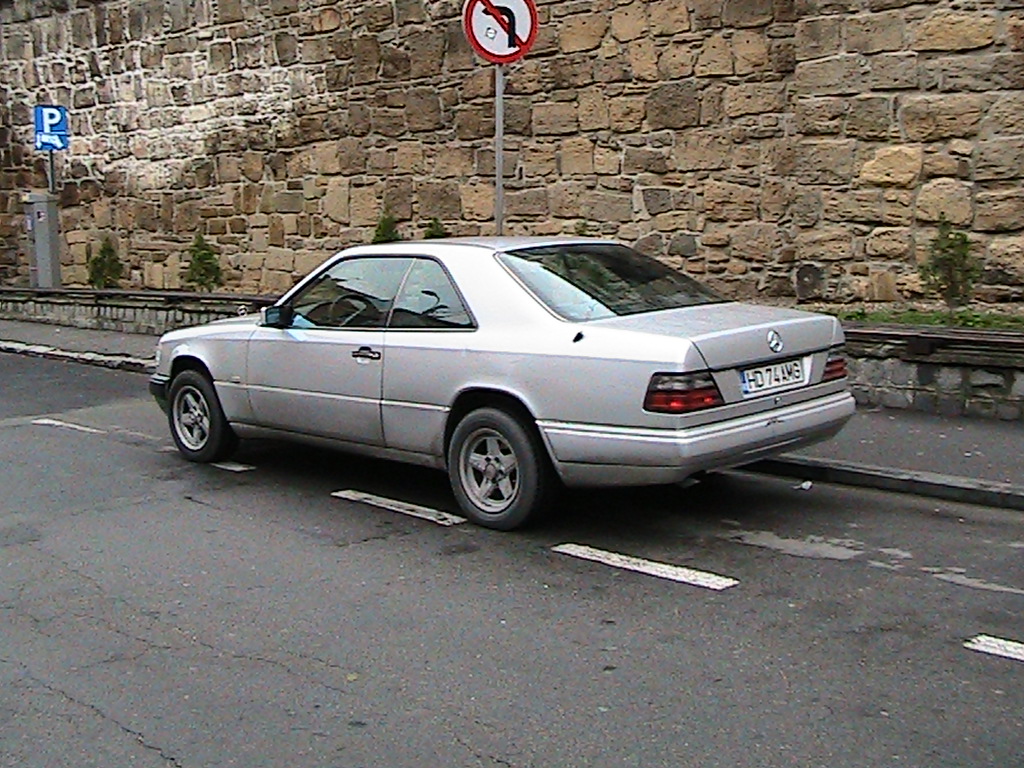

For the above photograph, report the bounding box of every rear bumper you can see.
[539,392,856,487]
[149,373,170,413]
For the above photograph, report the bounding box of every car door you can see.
[246,256,412,445]
[382,257,477,457]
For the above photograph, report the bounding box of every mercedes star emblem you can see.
[767,329,784,353]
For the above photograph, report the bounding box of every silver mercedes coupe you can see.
[150,237,854,529]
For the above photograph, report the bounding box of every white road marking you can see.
[552,543,739,591]
[964,634,1024,663]
[32,418,106,435]
[331,490,467,526]
[212,461,256,473]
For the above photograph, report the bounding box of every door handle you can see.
[352,346,382,361]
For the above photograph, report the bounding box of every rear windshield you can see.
[497,243,724,322]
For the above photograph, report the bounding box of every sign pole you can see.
[48,150,56,194]
[495,64,505,236]
[463,0,537,237]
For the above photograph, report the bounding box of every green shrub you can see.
[372,212,401,243]
[422,218,450,239]
[88,236,122,289]
[185,233,223,291]
[919,216,981,316]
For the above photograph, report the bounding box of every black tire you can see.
[168,369,238,463]
[447,407,551,531]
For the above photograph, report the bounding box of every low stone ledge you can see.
[844,324,1024,420]
[0,287,274,335]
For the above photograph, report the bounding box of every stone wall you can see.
[1,0,1023,302]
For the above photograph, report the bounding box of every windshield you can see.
[497,243,724,321]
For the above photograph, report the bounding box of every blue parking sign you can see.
[34,105,70,151]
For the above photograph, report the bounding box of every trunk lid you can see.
[592,302,840,369]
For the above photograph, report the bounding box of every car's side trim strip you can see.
[243,383,378,406]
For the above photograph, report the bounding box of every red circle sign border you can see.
[462,0,539,65]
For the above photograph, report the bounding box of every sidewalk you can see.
[2,318,1022,511]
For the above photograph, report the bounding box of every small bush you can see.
[422,218,450,239]
[88,236,122,289]
[372,212,401,243]
[919,216,981,316]
[185,233,223,291]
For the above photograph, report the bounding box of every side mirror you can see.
[262,305,294,328]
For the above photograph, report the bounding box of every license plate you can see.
[740,357,808,396]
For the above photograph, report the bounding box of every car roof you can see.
[339,235,623,257]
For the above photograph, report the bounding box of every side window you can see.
[289,257,412,329]
[389,259,474,330]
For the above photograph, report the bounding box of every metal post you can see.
[495,64,505,236]
[48,150,56,194]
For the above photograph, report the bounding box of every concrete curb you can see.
[0,340,154,374]
[747,455,1024,513]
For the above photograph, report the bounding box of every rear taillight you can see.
[644,372,724,414]
[823,347,848,382]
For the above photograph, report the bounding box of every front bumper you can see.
[149,373,170,413]
[539,391,856,487]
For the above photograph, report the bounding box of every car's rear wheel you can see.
[168,370,237,463]
[448,407,550,530]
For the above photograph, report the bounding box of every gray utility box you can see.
[24,192,62,288]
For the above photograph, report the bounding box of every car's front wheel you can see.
[447,407,551,530]
[168,369,237,463]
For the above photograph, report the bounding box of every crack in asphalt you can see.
[21,665,183,767]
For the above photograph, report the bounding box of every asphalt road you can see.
[1,354,1022,767]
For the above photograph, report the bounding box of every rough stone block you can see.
[847,11,905,53]
[559,15,608,53]
[734,30,770,75]
[533,102,578,135]
[974,190,1024,232]
[559,137,594,175]
[793,55,867,95]
[900,95,986,141]
[723,0,773,27]
[724,83,786,117]
[704,181,759,221]
[915,178,972,225]
[974,138,1024,181]
[986,93,1024,135]
[795,17,843,61]
[417,181,462,219]
[586,190,633,222]
[649,0,691,35]
[913,11,997,51]
[646,83,699,130]
[794,139,857,185]
[695,33,733,76]
[658,42,696,79]
[859,145,923,187]
[869,52,918,90]
[865,227,913,258]
[609,97,646,132]
[795,225,853,261]
[611,3,647,41]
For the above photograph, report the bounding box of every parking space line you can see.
[212,461,256,472]
[32,418,106,435]
[964,634,1024,663]
[552,543,739,591]
[331,490,467,526]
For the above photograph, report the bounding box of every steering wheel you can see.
[328,294,372,326]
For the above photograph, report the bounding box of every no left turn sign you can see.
[463,0,538,65]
